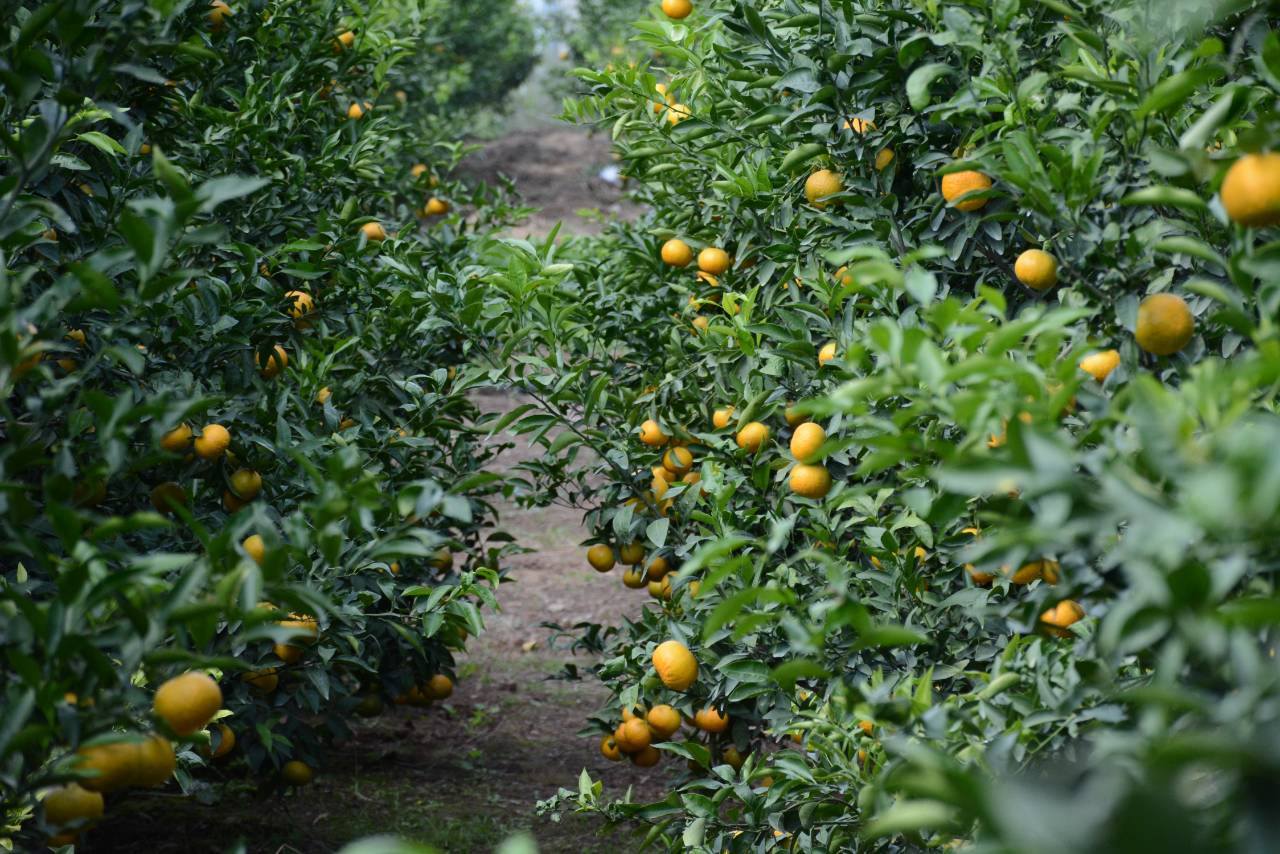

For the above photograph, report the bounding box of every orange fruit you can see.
[646,704,681,739]
[692,316,709,332]
[209,0,231,29]
[229,469,262,500]
[242,668,279,694]
[615,718,652,753]
[631,745,661,767]
[281,760,313,786]
[661,0,692,18]
[666,103,691,125]
[1135,293,1194,356]
[844,117,875,133]
[622,566,647,588]
[784,405,807,427]
[1039,600,1086,637]
[639,418,669,446]
[941,170,992,211]
[410,163,428,178]
[804,169,844,208]
[1220,152,1280,227]
[194,423,231,459]
[646,555,671,581]
[735,421,770,453]
[789,422,825,462]
[1079,349,1120,382]
[663,446,693,475]
[153,672,222,735]
[284,290,314,319]
[360,221,386,242]
[134,734,176,788]
[648,575,672,599]
[43,783,105,831]
[789,463,832,499]
[587,544,615,572]
[722,745,744,770]
[818,342,837,365]
[315,386,332,405]
[207,723,236,760]
[333,30,355,52]
[256,344,288,379]
[600,735,623,761]
[652,640,697,691]
[694,707,728,733]
[149,482,187,515]
[619,542,646,565]
[424,197,450,216]
[698,247,730,275]
[712,406,734,429]
[160,423,193,453]
[1014,249,1058,291]
[661,238,693,267]
[875,148,895,171]
[424,674,454,700]
[75,739,142,793]
[242,534,266,565]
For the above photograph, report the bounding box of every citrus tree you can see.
[0,0,534,847]
[477,0,1280,850]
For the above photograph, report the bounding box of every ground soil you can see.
[90,387,663,854]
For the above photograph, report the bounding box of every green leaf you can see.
[906,63,953,111]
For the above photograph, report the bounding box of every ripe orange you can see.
[646,555,671,581]
[1011,559,1060,585]
[844,117,875,133]
[661,0,693,19]
[818,342,837,365]
[804,169,844,208]
[207,723,236,760]
[1135,293,1194,356]
[940,170,992,211]
[698,247,731,275]
[648,575,672,599]
[587,544,615,572]
[242,668,279,694]
[75,739,142,792]
[410,163,428,178]
[153,672,222,735]
[424,674,454,700]
[622,566,647,588]
[43,783,105,830]
[621,703,647,722]
[424,197,450,216]
[735,421,770,453]
[712,406,734,429]
[149,482,187,515]
[789,422,825,462]
[281,760,314,786]
[875,148,895,171]
[661,238,693,267]
[722,745,744,770]
[789,464,832,499]
[346,102,365,120]
[209,0,231,29]
[315,386,332,405]
[615,718,652,753]
[284,290,314,319]
[663,446,693,475]
[619,542,646,565]
[256,344,288,379]
[667,103,691,125]
[1040,600,1086,637]
[160,423,193,453]
[639,418,668,446]
[1014,249,1058,291]
[360,221,387,242]
[194,423,231,459]
[229,468,262,500]
[1220,152,1280,227]
[134,734,176,788]
[600,735,623,761]
[1079,349,1120,382]
[242,534,266,565]
[631,745,661,767]
[692,315,709,332]
[647,704,681,739]
[652,640,697,691]
[333,30,355,52]
[694,707,729,733]
[784,405,807,427]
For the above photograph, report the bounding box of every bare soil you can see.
[91,391,662,854]
[456,128,642,239]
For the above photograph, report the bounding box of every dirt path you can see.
[457,128,642,239]
[91,391,660,854]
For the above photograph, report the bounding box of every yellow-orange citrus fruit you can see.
[346,102,364,120]
[666,103,691,125]
[698,247,731,275]
[615,718,652,753]
[875,148,895,171]
[229,469,262,500]
[652,465,672,483]
[692,315,709,332]
[134,734,176,788]
[410,163,428,178]
[360,221,386,242]
[1040,600,1086,637]
[160,423,193,453]
[784,405,807,427]
[789,422,825,462]
[194,423,231,459]
[149,482,187,515]
[722,745,744,770]
[284,290,314,319]
[587,544,615,572]
[818,342,837,365]
[621,703,647,722]
[1014,249,1059,291]
[967,565,995,586]
[639,418,668,446]
[647,704,681,739]
[333,30,354,52]
[424,674,454,700]
[789,464,832,499]
[712,406,734,429]
[804,169,844,208]
[941,170,992,211]
[663,446,693,475]
[43,783,105,830]
[242,668,279,694]
[619,542,646,565]
[1011,559,1061,585]
[646,555,671,581]
[207,723,236,760]
[694,707,729,733]
[65,329,86,347]
[600,735,623,761]
[661,238,693,267]
[653,640,697,691]
[1220,152,1280,227]
[242,534,266,565]
[661,0,692,18]
[631,745,661,767]
[209,0,231,29]
[256,344,288,379]
[1135,293,1194,356]
[844,117,875,133]
[735,421,770,452]
[315,386,332,405]
[153,672,222,735]
[622,566,646,588]
[648,575,672,599]
[75,740,142,792]
[1079,349,1121,382]
[281,760,313,786]
[425,197,450,216]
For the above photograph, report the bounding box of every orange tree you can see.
[0,0,533,847]
[480,0,1280,851]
